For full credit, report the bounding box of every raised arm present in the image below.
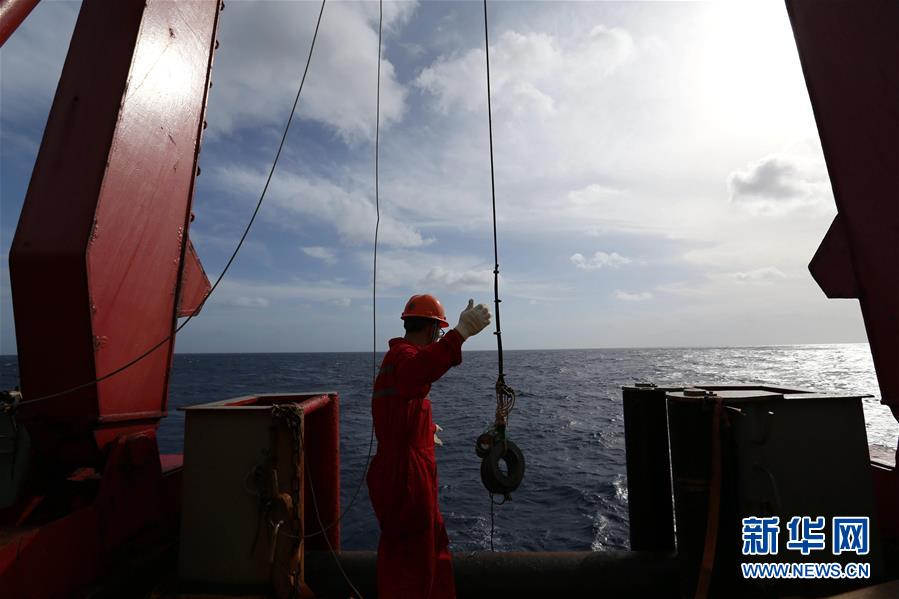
[395,329,465,388]
[395,299,492,388]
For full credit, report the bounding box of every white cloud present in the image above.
[214,165,432,248]
[332,297,352,308]
[415,27,633,117]
[368,250,568,302]
[402,22,718,241]
[421,265,493,292]
[1,1,415,144]
[415,46,485,114]
[373,250,492,292]
[3,2,866,353]
[570,251,631,270]
[373,1,419,32]
[206,1,416,142]
[728,153,832,215]
[729,267,788,283]
[614,290,652,301]
[302,246,337,265]
[400,13,829,246]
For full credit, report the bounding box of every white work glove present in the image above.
[434,424,444,447]
[454,299,491,341]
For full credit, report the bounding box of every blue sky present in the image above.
[0,0,868,353]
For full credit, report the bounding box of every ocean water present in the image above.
[2,344,896,552]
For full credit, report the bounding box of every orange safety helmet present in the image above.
[401,294,449,328]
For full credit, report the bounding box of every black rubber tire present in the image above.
[480,439,525,495]
[475,432,493,458]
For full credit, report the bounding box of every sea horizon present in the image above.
[1,340,874,359]
[1,344,895,551]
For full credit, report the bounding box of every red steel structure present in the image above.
[0,0,40,47]
[788,0,899,414]
[786,0,899,564]
[8,0,216,475]
[2,2,345,594]
[2,0,220,594]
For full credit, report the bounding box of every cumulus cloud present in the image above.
[214,165,432,248]
[614,290,652,301]
[730,157,801,199]
[302,246,337,265]
[367,250,567,301]
[3,2,415,144]
[3,3,853,352]
[570,251,631,270]
[373,251,492,291]
[415,47,486,114]
[421,266,493,292]
[401,22,664,240]
[415,27,634,117]
[206,1,416,142]
[728,154,832,215]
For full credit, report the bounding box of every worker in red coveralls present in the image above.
[367,294,491,599]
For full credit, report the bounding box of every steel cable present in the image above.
[15,0,329,407]
[483,0,504,380]
[481,0,516,428]
[481,0,518,553]
[302,0,381,540]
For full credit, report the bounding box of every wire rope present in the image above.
[302,0,381,540]
[271,9,384,596]
[481,0,515,427]
[481,0,518,553]
[15,0,329,407]
[483,0,504,380]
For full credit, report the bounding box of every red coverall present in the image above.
[367,329,463,599]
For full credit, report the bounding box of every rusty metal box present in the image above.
[178,392,339,591]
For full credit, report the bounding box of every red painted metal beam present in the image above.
[0,0,40,47]
[787,0,899,415]
[301,394,341,551]
[8,0,220,476]
[178,239,211,317]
